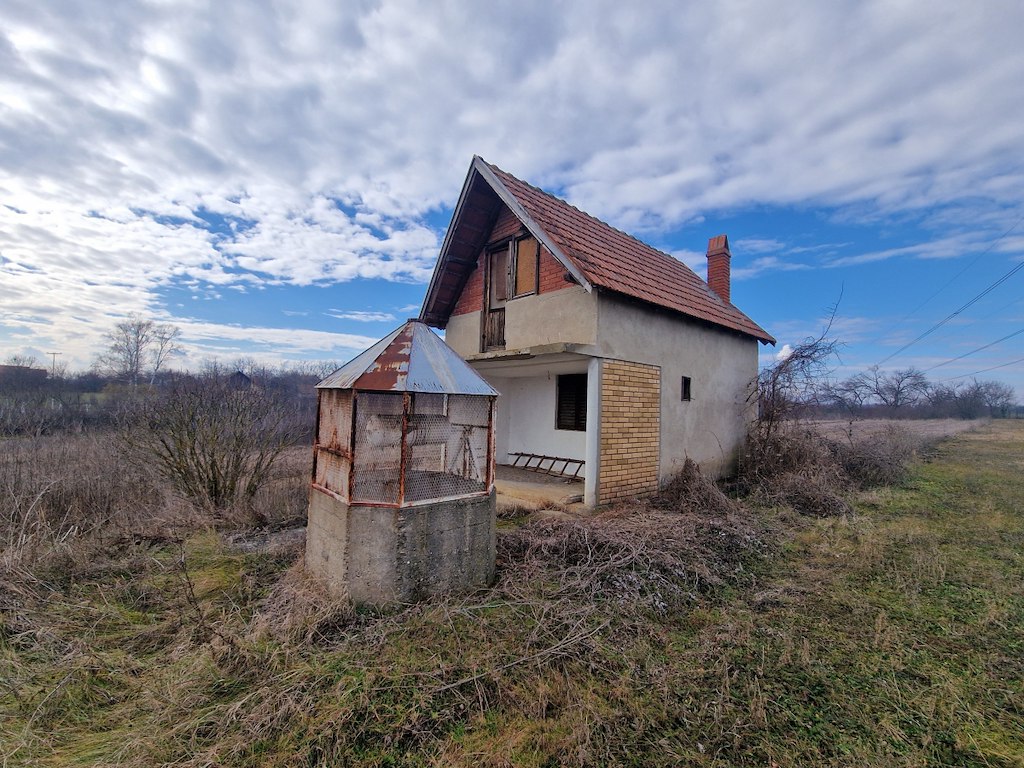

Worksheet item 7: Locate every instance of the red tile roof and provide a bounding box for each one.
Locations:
[484,161,774,344]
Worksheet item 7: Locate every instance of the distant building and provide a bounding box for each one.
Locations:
[0,365,48,390]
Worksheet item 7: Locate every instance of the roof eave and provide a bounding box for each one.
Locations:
[419,158,482,328]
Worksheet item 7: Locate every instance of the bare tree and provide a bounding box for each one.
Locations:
[827,372,872,414]
[4,354,38,368]
[99,314,182,387]
[978,380,1016,417]
[866,366,928,410]
[752,334,839,447]
[149,323,182,384]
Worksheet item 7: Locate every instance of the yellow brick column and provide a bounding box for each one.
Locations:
[597,360,661,504]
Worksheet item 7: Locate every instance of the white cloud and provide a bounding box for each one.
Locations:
[733,256,811,281]
[775,344,793,361]
[2,0,1024,366]
[325,310,397,323]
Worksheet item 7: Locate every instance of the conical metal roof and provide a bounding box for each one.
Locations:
[316,320,498,395]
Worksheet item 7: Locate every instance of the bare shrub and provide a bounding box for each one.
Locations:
[0,434,172,570]
[741,327,933,516]
[121,376,302,510]
[655,457,737,515]
[771,472,852,517]
[499,502,766,611]
[830,423,920,488]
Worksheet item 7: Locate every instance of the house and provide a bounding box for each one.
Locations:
[420,156,774,507]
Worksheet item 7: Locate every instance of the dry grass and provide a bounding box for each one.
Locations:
[3,422,1022,766]
[738,417,982,517]
[811,417,985,443]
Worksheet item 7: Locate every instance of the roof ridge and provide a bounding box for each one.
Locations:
[485,160,730,309]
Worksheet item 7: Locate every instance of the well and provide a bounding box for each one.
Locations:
[306,320,498,604]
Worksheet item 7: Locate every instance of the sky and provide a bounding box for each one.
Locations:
[2,1,1023,399]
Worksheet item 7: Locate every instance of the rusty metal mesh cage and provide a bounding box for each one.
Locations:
[314,390,353,500]
[404,394,491,503]
[351,392,404,504]
[348,392,492,506]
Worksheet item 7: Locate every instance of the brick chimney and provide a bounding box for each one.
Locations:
[706,234,731,303]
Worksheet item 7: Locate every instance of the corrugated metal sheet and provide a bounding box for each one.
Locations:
[317,320,498,395]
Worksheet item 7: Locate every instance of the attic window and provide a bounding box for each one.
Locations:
[681,376,692,402]
[513,235,539,297]
[556,373,587,431]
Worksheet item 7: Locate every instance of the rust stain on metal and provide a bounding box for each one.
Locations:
[353,325,414,391]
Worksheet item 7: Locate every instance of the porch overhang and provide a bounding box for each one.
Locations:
[464,341,599,363]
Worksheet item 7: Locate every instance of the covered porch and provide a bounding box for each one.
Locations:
[465,344,602,507]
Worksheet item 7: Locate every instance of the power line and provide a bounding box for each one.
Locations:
[899,212,1024,323]
[923,327,1024,373]
[942,356,1024,382]
[877,256,1024,366]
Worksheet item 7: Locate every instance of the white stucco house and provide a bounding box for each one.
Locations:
[420,156,775,507]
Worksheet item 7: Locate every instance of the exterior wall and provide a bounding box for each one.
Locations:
[306,488,496,604]
[502,374,587,466]
[474,372,587,470]
[444,310,483,357]
[597,360,660,503]
[595,295,758,481]
[444,283,597,357]
[502,285,597,351]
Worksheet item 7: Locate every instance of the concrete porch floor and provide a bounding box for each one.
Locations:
[495,464,584,512]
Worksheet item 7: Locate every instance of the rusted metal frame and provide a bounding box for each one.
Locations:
[349,490,492,510]
[311,390,323,485]
[486,395,495,491]
[348,499,403,509]
[402,489,492,508]
[347,390,359,504]
[398,392,411,507]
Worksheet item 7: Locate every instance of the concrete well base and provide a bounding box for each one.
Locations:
[305,488,496,605]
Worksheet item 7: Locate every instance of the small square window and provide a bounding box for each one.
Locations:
[681,376,692,402]
[556,373,587,431]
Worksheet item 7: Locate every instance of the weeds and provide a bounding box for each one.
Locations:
[2,422,1021,766]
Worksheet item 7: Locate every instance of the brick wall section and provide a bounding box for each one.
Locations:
[491,206,521,241]
[598,360,661,504]
[452,252,484,316]
[451,204,576,316]
[538,246,569,293]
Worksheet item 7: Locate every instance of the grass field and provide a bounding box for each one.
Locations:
[2,421,1022,766]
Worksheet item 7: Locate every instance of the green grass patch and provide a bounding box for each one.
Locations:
[3,422,1023,766]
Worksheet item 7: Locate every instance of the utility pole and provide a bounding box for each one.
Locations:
[46,351,62,377]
